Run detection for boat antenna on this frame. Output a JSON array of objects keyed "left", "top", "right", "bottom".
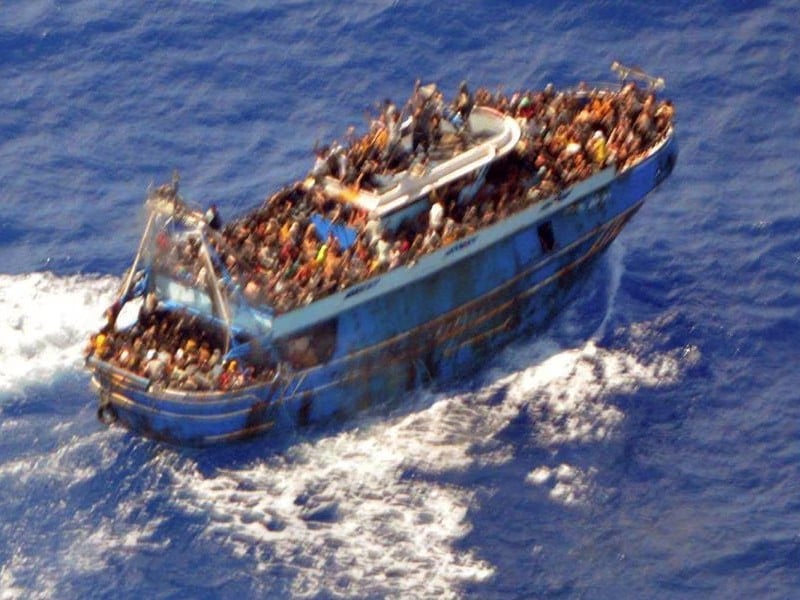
[{"left": 611, "top": 61, "right": 665, "bottom": 91}]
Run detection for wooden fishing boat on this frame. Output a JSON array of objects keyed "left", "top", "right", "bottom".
[{"left": 86, "top": 64, "right": 678, "bottom": 445}]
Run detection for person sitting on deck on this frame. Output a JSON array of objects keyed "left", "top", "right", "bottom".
[
  {"left": 429, "top": 193, "right": 445, "bottom": 233},
  {"left": 114, "top": 81, "right": 674, "bottom": 325},
  {"left": 371, "top": 232, "right": 392, "bottom": 274}
]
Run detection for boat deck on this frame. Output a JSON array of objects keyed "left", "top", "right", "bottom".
[
  {"left": 323, "top": 107, "right": 521, "bottom": 220},
  {"left": 86, "top": 78, "right": 677, "bottom": 399}
]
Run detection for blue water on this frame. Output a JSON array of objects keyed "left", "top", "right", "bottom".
[{"left": 1, "top": 1, "right": 799, "bottom": 598}]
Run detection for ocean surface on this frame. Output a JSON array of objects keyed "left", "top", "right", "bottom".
[{"left": 1, "top": 1, "right": 799, "bottom": 598}]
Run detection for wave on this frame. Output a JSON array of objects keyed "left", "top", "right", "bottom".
[
  {"left": 165, "top": 324, "right": 696, "bottom": 598},
  {"left": 0, "top": 272, "right": 119, "bottom": 395},
  {"left": 0, "top": 428, "right": 165, "bottom": 600},
  {"left": 0, "top": 320, "right": 696, "bottom": 599},
  {"left": 0, "top": 266, "right": 699, "bottom": 598}
]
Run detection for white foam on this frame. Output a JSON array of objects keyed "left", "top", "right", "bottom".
[
  {"left": 62, "top": 513, "right": 169, "bottom": 576},
  {"left": 0, "top": 559, "right": 25, "bottom": 600},
  {"left": 0, "top": 272, "right": 119, "bottom": 394},
  {"left": 172, "top": 418, "right": 495, "bottom": 599},
  {"left": 526, "top": 463, "right": 599, "bottom": 506},
  {"left": 0, "top": 434, "right": 127, "bottom": 597},
  {"left": 510, "top": 337, "right": 685, "bottom": 447},
  {"left": 0, "top": 270, "right": 700, "bottom": 597},
  {"left": 0, "top": 429, "right": 119, "bottom": 488},
  {"left": 593, "top": 240, "right": 624, "bottom": 340},
  {"left": 0, "top": 498, "right": 167, "bottom": 600},
  {"left": 167, "top": 317, "right": 698, "bottom": 597},
  {"left": 0, "top": 318, "right": 699, "bottom": 598}
]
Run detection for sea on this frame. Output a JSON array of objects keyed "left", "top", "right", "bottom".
[{"left": 1, "top": 1, "right": 799, "bottom": 598}]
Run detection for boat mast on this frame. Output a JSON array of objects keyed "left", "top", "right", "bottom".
[
  {"left": 117, "top": 209, "right": 156, "bottom": 303},
  {"left": 197, "top": 230, "right": 233, "bottom": 354}
]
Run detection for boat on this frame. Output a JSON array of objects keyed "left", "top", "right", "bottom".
[{"left": 85, "top": 63, "right": 678, "bottom": 445}]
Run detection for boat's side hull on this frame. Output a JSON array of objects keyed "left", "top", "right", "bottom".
[{"left": 91, "top": 133, "right": 677, "bottom": 445}]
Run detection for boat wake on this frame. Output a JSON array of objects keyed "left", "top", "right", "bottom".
[
  {"left": 592, "top": 240, "right": 625, "bottom": 341},
  {"left": 0, "top": 266, "right": 699, "bottom": 598},
  {"left": 0, "top": 428, "right": 169, "bottom": 599},
  {"left": 0, "top": 272, "right": 119, "bottom": 396},
  {"left": 162, "top": 322, "right": 696, "bottom": 598}
]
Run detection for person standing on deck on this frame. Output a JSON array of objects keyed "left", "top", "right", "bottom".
[
  {"left": 429, "top": 192, "right": 445, "bottom": 233},
  {"left": 453, "top": 80, "right": 474, "bottom": 137},
  {"left": 205, "top": 204, "right": 222, "bottom": 230},
  {"left": 411, "top": 82, "right": 437, "bottom": 157},
  {"left": 381, "top": 101, "right": 402, "bottom": 164}
]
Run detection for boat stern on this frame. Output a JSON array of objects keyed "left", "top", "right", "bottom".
[{"left": 87, "top": 356, "right": 279, "bottom": 445}]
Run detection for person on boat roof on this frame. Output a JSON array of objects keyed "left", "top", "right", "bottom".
[
  {"left": 411, "top": 82, "right": 438, "bottom": 157},
  {"left": 205, "top": 204, "right": 222, "bottom": 230},
  {"left": 381, "top": 101, "right": 402, "bottom": 164},
  {"left": 88, "top": 79, "right": 677, "bottom": 368},
  {"left": 309, "top": 144, "right": 331, "bottom": 186},
  {"left": 452, "top": 80, "right": 474, "bottom": 134}
]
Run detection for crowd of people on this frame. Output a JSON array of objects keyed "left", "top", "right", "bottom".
[
  {"left": 86, "top": 305, "right": 277, "bottom": 392},
  {"left": 208, "top": 79, "right": 674, "bottom": 314},
  {"left": 87, "top": 79, "right": 675, "bottom": 393}
]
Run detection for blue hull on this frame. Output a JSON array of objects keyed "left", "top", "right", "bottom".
[{"left": 90, "top": 132, "right": 678, "bottom": 445}]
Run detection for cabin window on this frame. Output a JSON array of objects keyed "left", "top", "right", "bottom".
[
  {"left": 277, "top": 318, "right": 338, "bottom": 369},
  {"left": 537, "top": 222, "right": 556, "bottom": 253}
]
